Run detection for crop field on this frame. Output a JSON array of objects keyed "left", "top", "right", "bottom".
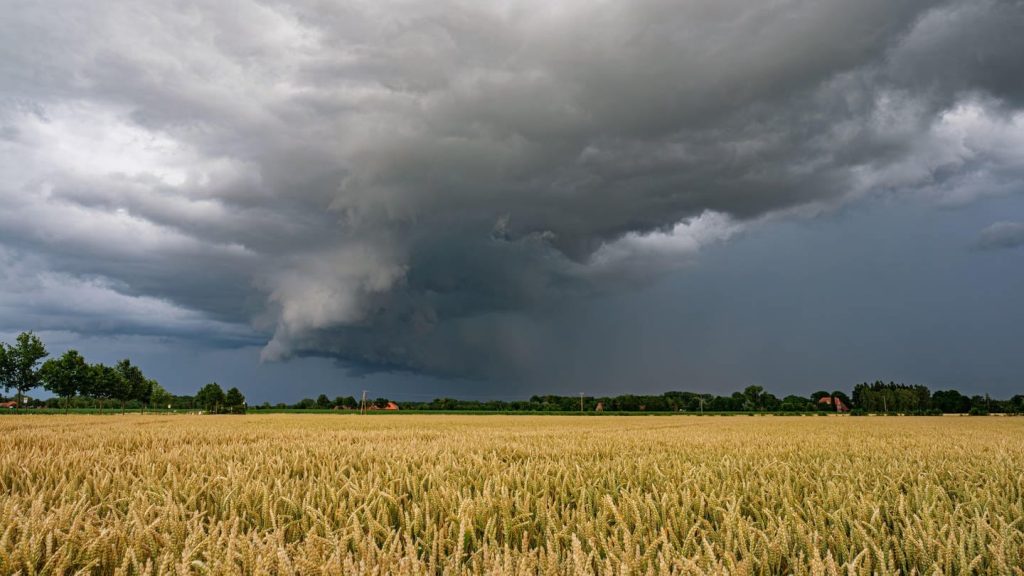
[{"left": 1, "top": 415, "right": 1022, "bottom": 575}]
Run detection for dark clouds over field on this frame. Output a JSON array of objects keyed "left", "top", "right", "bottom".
[{"left": 1, "top": 0, "right": 1023, "bottom": 398}]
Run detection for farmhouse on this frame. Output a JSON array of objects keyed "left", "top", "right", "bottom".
[{"left": 817, "top": 396, "right": 850, "bottom": 412}]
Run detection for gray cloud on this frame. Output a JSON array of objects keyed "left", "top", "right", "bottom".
[
  {"left": 974, "top": 221, "right": 1024, "bottom": 251},
  {"left": 1, "top": 0, "right": 1023, "bottom": 381}
]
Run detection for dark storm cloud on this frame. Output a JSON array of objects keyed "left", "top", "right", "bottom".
[
  {"left": 1, "top": 0, "right": 1023, "bottom": 381},
  {"left": 974, "top": 222, "right": 1024, "bottom": 251}
]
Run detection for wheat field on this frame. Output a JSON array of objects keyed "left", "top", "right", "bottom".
[{"left": 0, "top": 415, "right": 1021, "bottom": 575}]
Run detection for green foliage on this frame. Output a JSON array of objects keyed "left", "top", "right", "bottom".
[
  {"left": 852, "top": 381, "right": 932, "bottom": 413},
  {"left": 40, "top": 350, "right": 89, "bottom": 412},
  {"left": 0, "top": 332, "right": 49, "bottom": 407},
  {"left": 294, "top": 397, "right": 317, "bottom": 409},
  {"left": 225, "top": 387, "right": 246, "bottom": 414},
  {"left": 149, "top": 380, "right": 173, "bottom": 409},
  {"left": 334, "top": 396, "right": 357, "bottom": 409},
  {"left": 933, "top": 389, "right": 972, "bottom": 413},
  {"left": 88, "top": 364, "right": 124, "bottom": 410},
  {"left": 115, "top": 359, "right": 148, "bottom": 412},
  {"left": 195, "top": 382, "right": 226, "bottom": 413}
]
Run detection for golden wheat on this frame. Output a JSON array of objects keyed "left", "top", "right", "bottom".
[{"left": 0, "top": 415, "right": 1021, "bottom": 575}]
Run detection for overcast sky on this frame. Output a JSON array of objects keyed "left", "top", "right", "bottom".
[{"left": 2, "top": 0, "right": 1022, "bottom": 402}]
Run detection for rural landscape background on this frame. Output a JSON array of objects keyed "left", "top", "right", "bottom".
[
  {"left": 2, "top": 0, "right": 1023, "bottom": 573},
  {"left": 2, "top": 331, "right": 1021, "bottom": 415}
]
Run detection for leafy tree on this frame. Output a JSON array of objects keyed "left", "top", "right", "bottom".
[
  {"left": 88, "top": 364, "right": 123, "bottom": 412},
  {"left": 334, "top": 396, "right": 357, "bottom": 409},
  {"left": 742, "top": 386, "right": 766, "bottom": 411},
  {"left": 195, "top": 382, "right": 226, "bottom": 413},
  {"left": 40, "top": 349, "right": 89, "bottom": 413},
  {"left": 780, "top": 395, "right": 814, "bottom": 412},
  {"left": 135, "top": 378, "right": 154, "bottom": 412},
  {"left": 932, "top": 389, "right": 971, "bottom": 413},
  {"left": 225, "top": 387, "right": 246, "bottom": 413},
  {"left": 149, "top": 380, "right": 173, "bottom": 410},
  {"left": 115, "top": 359, "right": 148, "bottom": 413},
  {"left": 0, "top": 332, "right": 49, "bottom": 409},
  {"left": 316, "top": 394, "right": 331, "bottom": 409},
  {"left": 1010, "top": 395, "right": 1024, "bottom": 415}
]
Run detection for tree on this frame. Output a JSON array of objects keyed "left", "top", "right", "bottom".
[
  {"left": 109, "top": 359, "right": 143, "bottom": 413},
  {"left": 149, "top": 380, "right": 173, "bottom": 410},
  {"left": 1010, "top": 395, "right": 1024, "bottom": 415},
  {"left": 0, "top": 332, "right": 49, "bottom": 409},
  {"left": 932, "top": 389, "right": 970, "bottom": 413},
  {"left": 316, "top": 394, "right": 331, "bottom": 409},
  {"left": 334, "top": 396, "right": 357, "bottom": 409},
  {"left": 225, "top": 387, "right": 246, "bottom": 414},
  {"left": 40, "top": 349, "right": 89, "bottom": 414},
  {"left": 88, "top": 364, "right": 123, "bottom": 412},
  {"left": 195, "top": 382, "right": 226, "bottom": 413},
  {"left": 135, "top": 378, "right": 154, "bottom": 413},
  {"left": 781, "top": 395, "right": 814, "bottom": 412},
  {"left": 116, "top": 356, "right": 149, "bottom": 409}
]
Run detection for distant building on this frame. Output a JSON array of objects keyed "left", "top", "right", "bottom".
[
  {"left": 0, "top": 401, "right": 17, "bottom": 409},
  {"left": 817, "top": 396, "right": 850, "bottom": 412},
  {"left": 384, "top": 401, "right": 400, "bottom": 411},
  {"left": 595, "top": 402, "right": 604, "bottom": 412}
]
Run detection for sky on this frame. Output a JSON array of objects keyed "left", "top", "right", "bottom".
[{"left": 1, "top": 0, "right": 1022, "bottom": 403}]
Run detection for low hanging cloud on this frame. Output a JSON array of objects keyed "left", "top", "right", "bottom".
[
  {"left": 974, "top": 222, "right": 1024, "bottom": 251},
  {"left": 1, "top": 0, "right": 1023, "bottom": 379}
]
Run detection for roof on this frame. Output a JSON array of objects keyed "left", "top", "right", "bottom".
[{"left": 818, "top": 396, "right": 849, "bottom": 412}]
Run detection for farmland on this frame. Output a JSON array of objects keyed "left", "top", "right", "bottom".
[{"left": 1, "top": 415, "right": 1022, "bottom": 575}]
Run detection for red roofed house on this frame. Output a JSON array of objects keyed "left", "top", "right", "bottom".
[
  {"left": 817, "top": 396, "right": 849, "bottom": 412},
  {"left": 0, "top": 401, "right": 18, "bottom": 409}
]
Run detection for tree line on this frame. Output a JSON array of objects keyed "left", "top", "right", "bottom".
[
  {"left": 0, "top": 332, "right": 245, "bottom": 414},
  {"left": 3, "top": 332, "right": 1021, "bottom": 415},
  {"left": 397, "top": 383, "right": 1022, "bottom": 414},
  {"left": 245, "top": 384, "right": 1023, "bottom": 415}
]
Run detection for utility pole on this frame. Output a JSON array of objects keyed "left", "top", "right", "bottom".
[
  {"left": 579, "top": 392, "right": 584, "bottom": 413},
  {"left": 360, "top": 390, "right": 367, "bottom": 415},
  {"left": 699, "top": 396, "right": 704, "bottom": 414}
]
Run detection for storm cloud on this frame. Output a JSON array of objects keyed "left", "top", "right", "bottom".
[{"left": 2, "top": 0, "right": 1023, "bottom": 381}]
